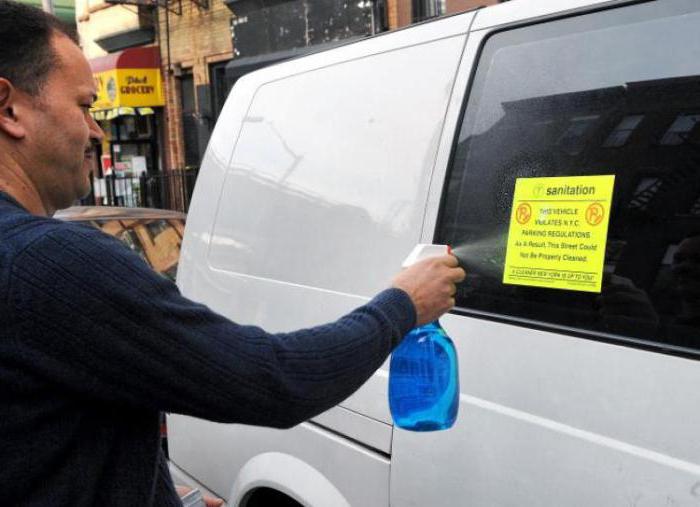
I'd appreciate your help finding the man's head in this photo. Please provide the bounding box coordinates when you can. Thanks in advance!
[0,0,78,96]
[0,0,103,215]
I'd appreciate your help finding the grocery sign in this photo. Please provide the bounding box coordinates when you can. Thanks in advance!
[90,47,165,110]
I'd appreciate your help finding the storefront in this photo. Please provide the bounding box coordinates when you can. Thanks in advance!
[89,47,165,179]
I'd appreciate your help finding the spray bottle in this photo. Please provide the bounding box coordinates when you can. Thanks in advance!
[389,244,460,432]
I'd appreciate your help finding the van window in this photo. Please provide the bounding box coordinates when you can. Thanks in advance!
[436,0,700,354]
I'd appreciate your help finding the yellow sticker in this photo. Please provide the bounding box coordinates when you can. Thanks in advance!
[503,175,615,293]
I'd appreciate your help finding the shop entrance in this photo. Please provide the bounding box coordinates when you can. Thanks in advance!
[107,113,160,177]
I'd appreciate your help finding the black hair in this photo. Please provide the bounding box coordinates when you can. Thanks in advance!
[0,0,79,96]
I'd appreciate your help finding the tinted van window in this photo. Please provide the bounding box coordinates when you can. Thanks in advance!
[437,1,700,353]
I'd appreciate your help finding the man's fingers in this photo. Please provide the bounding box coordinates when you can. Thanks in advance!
[392,252,466,325]
[204,497,225,507]
[175,486,191,497]
[431,255,465,282]
[176,485,224,507]
[438,255,465,280]
[441,253,459,267]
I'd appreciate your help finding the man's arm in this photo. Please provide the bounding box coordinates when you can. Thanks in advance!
[9,224,461,428]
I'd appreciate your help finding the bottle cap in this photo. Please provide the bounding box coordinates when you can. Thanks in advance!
[402,244,451,268]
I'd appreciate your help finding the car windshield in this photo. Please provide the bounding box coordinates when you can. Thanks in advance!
[90,217,185,281]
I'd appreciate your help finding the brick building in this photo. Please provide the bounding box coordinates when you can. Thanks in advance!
[157,0,233,170]
[389,0,498,28]
[158,0,502,173]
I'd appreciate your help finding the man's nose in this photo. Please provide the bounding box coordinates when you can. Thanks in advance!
[88,115,105,142]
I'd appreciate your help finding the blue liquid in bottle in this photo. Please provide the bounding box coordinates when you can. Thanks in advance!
[389,321,459,431]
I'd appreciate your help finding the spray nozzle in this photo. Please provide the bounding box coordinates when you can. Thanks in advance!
[402,244,452,268]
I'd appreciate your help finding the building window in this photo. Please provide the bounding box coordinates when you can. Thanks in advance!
[557,115,598,154]
[603,114,644,147]
[627,177,662,211]
[177,70,201,168]
[209,61,234,122]
[412,0,445,22]
[660,113,700,145]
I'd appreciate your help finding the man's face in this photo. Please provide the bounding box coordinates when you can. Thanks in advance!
[22,33,104,212]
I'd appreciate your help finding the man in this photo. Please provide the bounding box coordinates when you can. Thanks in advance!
[0,1,465,505]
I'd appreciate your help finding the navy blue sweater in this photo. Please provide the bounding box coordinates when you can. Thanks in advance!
[0,193,416,506]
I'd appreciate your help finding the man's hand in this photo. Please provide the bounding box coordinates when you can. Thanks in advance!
[392,254,465,326]
[175,485,225,507]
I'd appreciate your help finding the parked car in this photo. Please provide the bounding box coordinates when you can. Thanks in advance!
[170,0,700,505]
[56,206,187,458]
[55,206,186,281]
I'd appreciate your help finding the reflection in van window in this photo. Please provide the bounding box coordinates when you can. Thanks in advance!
[557,115,599,155]
[437,0,700,354]
[660,114,700,146]
[603,115,644,148]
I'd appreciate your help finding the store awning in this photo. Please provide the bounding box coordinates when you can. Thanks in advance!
[91,107,155,121]
[90,47,165,111]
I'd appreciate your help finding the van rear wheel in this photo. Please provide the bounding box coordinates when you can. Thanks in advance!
[241,487,304,507]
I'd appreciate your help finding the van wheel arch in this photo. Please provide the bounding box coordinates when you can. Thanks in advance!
[230,452,350,507]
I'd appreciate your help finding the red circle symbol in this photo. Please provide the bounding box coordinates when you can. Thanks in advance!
[586,203,605,226]
[516,203,532,225]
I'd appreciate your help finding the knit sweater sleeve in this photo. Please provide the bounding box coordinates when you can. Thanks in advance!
[9,224,416,428]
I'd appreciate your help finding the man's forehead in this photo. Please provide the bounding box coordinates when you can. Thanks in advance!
[50,33,95,91]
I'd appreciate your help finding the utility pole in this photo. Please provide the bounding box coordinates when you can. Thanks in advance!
[42,0,54,14]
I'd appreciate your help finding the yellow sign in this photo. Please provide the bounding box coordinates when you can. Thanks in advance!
[93,68,165,111]
[503,175,615,292]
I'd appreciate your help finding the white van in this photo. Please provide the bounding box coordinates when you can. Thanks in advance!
[170,0,700,505]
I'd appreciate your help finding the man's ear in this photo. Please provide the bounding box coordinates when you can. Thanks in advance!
[0,78,27,140]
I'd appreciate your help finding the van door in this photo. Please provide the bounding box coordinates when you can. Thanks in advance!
[392,1,700,505]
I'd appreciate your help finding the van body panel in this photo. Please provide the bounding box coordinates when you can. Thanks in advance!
[207,33,468,297]
[176,74,261,301]
[389,313,700,506]
[336,367,392,425]
[311,405,392,455]
[169,415,390,506]
[168,268,394,442]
